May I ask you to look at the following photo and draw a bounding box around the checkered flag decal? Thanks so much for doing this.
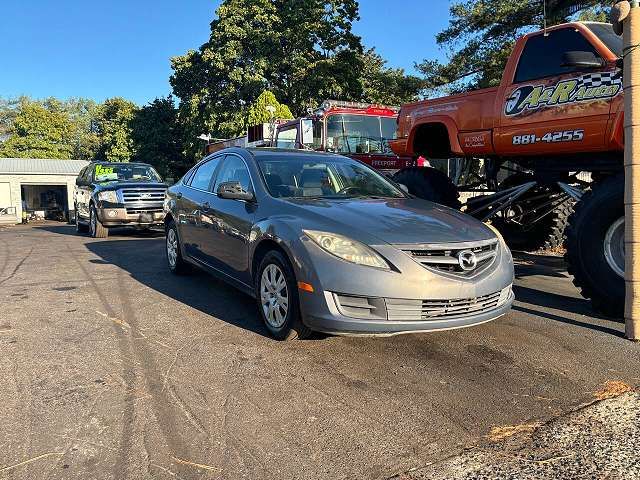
[575,71,622,89]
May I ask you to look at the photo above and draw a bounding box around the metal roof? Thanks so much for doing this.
[0,158,89,176]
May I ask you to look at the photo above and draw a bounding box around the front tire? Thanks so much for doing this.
[256,251,313,340]
[89,204,108,238]
[75,206,89,234]
[564,174,624,318]
[166,221,190,275]
[392,166,461,209]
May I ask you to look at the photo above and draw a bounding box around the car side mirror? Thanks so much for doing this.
[217,181,254,201]
[398,183,409,194]
[562,51,604,69]
[76,178,86,187]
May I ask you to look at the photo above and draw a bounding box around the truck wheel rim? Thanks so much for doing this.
[260,264,288,328]
[604,216,625,279]
[167,229,178,268]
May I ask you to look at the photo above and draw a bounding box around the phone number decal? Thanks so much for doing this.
[512,130,584,145]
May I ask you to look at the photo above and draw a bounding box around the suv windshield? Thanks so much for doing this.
[94,164,162,183]
[257,154,406,199]
[325,114,397,155]
[586,23,623,57]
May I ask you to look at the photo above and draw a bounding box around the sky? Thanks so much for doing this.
[0,0,453,106]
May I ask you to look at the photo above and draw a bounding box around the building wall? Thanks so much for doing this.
[0,174,77,224]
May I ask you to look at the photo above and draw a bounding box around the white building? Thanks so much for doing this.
[0,158,88,224]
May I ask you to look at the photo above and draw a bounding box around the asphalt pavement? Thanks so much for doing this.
[0,222,638,479]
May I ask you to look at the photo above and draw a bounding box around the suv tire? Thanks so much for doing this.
[89,204,109,239]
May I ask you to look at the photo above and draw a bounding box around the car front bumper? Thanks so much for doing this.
[301,289,514,336]
[290,234,515,336]
[96,207,164,227]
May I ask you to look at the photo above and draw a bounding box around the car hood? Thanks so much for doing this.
[282,197,495,245]
[94,181,167,191]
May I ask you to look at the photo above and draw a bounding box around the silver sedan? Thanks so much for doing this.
[164,148,514,340]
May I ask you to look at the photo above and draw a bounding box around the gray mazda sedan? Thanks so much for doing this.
[164,148,514,340]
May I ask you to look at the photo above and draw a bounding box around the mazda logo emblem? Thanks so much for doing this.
[457,250,478,271]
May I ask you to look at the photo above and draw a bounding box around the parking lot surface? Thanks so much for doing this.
[1,223,639,479]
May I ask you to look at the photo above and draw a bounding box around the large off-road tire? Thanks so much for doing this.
[392,166,461,209]
[255,250,313,341]
[564,174,624,318]
[490,174,572,251]
[89,204,109,239]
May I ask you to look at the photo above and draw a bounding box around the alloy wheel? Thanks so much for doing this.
[260,263,289,328]
[604,216,625,279]
[167,228,178,268]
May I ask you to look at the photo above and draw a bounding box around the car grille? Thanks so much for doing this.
[398,239,498,277]
[386,291,503,321]
[120,187,166,205]
[125,207,164,215]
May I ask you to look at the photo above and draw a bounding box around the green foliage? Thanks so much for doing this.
[94,97,137,162]
[0,98,74,159]
[247,91,293,126]
[170,0,424,160]
[131,97,188,178]
[417,0,612,94]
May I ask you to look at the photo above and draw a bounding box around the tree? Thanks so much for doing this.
[170,0,423,160]
[62,97,101,160]
[131,97,188,178]
[360,49,425,105]
[246,90,293,126]
[417,0,612,94]
[0,98,74,159]
[95,97,137,162]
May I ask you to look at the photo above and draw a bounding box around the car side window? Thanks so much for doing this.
[213,155,252,193]
[189,157,221,190]
[514,28,600,83]
[83,167,94,184]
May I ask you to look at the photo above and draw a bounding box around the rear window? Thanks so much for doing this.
[585,23,623,57]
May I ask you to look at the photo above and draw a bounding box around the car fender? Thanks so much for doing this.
[407,115,464,156]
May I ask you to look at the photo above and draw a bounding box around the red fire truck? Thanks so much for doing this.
[273,100,461,207]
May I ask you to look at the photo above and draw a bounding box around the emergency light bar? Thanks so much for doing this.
[319,99,400,113]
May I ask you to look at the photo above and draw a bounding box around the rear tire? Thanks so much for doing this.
[392,166,461,209]
[89,204,108,238]
[255,250,313,341]
[490,174,572,251]
[564,174,624,318]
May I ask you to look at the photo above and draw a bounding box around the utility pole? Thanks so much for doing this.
[613,1,640,340]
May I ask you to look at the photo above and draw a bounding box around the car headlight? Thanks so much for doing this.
[97,190,119,203]
[303,230,390,270]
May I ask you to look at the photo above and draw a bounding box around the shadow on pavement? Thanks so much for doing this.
[35,224,165,239]
[513,251,568,279]
[84,236,273,339]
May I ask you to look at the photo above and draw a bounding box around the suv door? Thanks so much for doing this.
[202,154,256,284]
[495,26,620,155]
[180,156,223,261]
[75,166,93,221]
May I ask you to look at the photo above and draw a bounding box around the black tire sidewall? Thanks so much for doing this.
[255,251,301,340]
[166,221,188,275]
[568,178,624,311]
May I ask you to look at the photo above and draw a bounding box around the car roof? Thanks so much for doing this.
[219,146,345,160]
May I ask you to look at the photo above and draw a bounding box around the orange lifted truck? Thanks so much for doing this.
[390,21,625,316]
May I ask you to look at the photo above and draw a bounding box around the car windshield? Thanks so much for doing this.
[586,23,623,57]
[93,164,162,183]
[325,114,397,155]
[257,154,406,199]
